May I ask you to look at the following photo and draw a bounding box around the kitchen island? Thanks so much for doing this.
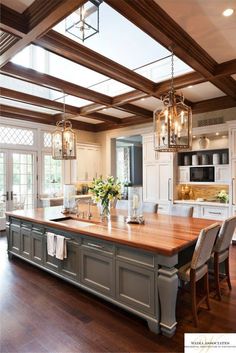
[6,206,217,337]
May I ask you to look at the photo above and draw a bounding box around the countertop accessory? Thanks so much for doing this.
[126,186,145,224]
[63,184,76,213]
[192,154,199,166]
[222,153,228,164]
[201,154,209,165]
[213,153,220,165]
[184,155,190,166]
[198,136,210,149]
[153,48,192,152]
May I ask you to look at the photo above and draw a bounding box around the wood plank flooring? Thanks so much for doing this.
[0,232,235,353]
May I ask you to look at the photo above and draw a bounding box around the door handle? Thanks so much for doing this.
[168,178,172,201]
[232,178,235,205]
[2,192,9,201]
[10,191,17,201]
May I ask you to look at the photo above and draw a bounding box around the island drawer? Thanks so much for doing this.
[116,246,155,268]
[201,206,228,220]
[81,238,114,254]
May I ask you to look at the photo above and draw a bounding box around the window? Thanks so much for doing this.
[42,154,63,195]
[0,126,34,146]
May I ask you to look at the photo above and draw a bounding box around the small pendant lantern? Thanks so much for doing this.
[52,93,76,160]
[154,49,192,152]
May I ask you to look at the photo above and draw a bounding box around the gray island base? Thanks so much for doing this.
[6,216,180,337]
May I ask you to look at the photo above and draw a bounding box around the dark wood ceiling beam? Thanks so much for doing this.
[1,62,113,105]
[210,77,236,100]
[0,0,87,67]
[35,30,154,94]
[215,59,236,77]
[0,87,82,115]
[106,0,236,100]
[192,96,236,114]
[79,103,107,114]
[113,90,148,105]
[95,116,152,132]
[0,104,55,121]
[0,5,27,36]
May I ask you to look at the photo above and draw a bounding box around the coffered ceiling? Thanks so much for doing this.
[0,0,236,132]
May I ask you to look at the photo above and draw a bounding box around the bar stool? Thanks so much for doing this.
[178,223,220,326]
[169,205,193,217]
[210,216,236,300]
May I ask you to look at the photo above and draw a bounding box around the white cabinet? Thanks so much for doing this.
[232,159,236,207]
[143,135,157,164]
[72,144,101,182]
[230,129,236,159]
[157,163,172,203]
[215,165,230,184]
[143,164,158,203]
[178,166,189,183]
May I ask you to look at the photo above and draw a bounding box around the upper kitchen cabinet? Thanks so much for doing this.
[230,128,236,159]
[142,134,172,164]
[71,144,101,182]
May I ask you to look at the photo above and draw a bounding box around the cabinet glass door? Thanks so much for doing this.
[0,150,37,230]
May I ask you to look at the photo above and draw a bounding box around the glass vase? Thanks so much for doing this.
[99,200,111,221]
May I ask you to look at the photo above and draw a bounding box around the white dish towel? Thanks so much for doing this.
[47,232,56,256]
[55,235,67,260]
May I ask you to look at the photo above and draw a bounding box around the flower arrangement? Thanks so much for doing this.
[216,190,229,203]
[89,176,122,218]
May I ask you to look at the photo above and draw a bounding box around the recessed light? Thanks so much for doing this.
[216,132,219,136]
[102,108,107,111]
[193,135,196,138]
[188,85,193,88]
[141,98,145,101]
[222,8,234,17]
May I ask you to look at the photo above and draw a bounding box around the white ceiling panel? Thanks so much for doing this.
[100,108,133,118]
[155,0,236,63]
[132,97,162,111]
[180,82,226,102]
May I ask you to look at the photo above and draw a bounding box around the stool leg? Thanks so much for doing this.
[225,256,232,290]
[214,253,221,301]
[190,270,198,327]
[204,272,210,310]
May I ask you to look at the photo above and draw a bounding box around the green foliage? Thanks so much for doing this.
[216,190,229,203]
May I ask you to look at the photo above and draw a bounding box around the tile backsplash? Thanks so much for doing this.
[177,184,229,201]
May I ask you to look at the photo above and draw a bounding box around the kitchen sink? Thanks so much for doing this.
[50,216,96,228]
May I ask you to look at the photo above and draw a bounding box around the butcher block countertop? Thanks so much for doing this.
[6,206,218,256]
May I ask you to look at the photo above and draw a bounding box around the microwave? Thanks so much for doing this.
[190,166,215,182]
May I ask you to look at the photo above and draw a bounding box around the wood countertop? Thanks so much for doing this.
[6,206,218,256]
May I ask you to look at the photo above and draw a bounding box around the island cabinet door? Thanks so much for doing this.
[9,223,21,255]
[116,260,155,315]
[80,241,115,297]
[31,228,44,265]
[20,224,31,260]
[43,236,60,272]
[59,240,79,281]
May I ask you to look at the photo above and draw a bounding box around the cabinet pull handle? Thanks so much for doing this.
[232,178,235,205]
[168,178,172,201]
[87,242,104,249]
[209,211,221,215]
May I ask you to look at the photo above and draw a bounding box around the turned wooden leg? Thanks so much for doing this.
[214,253,221,301]
[190,270,198,327]
[204,272,210,310]
[225,257,232,290]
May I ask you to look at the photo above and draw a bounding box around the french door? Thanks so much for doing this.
[0,150,37,230]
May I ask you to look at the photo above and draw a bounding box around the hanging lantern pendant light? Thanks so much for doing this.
[154,50,192,152]
[52,93,77,160]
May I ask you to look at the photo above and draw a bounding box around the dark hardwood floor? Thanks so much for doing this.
[0,231,235,353]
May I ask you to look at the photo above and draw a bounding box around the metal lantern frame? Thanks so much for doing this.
[65,0,103,42]
[154,51,192,152]
[52,93,77,160]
